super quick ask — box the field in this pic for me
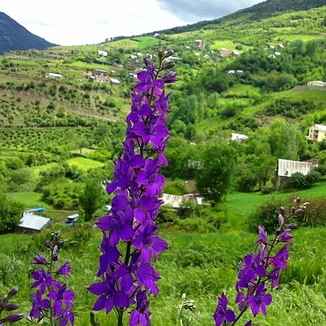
[2,218,326,325]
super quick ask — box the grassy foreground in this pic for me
[1,222,326,325]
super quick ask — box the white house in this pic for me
[110,78,120,85]
[48,73,62,79]
[98,50,108,57]
[308,124,326,142]
[231,133,248,141]
[277,159,317,177]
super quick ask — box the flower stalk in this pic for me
[88,48,176,326]
[30,231,75,326]
[214,197,308,326]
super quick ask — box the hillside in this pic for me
[0,12,57,54]
[0,3,325,184]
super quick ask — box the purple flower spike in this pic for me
[89,49,176,325]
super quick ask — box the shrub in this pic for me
[247,196,288,233]
[300,197,326,227]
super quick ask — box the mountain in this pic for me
[0,12,57,54]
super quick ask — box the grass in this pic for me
[66,157,104,170]
[227,181,326,216]
[2,223,326,325]
[6,192,51,209]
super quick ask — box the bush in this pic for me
[300,197,326,227]
[247,196,288,233]
[173,217,217,233]
[287,171,321,190]
[0,193,24,234]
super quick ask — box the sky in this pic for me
[0,0,265,46]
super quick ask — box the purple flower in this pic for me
[88,268,134,314]
[276,229,293,244]
[256,226,268,247]
[30,290,51,320]
[213,293,236,326]
[129,290,151,326]
[236,254,266,291]
[272,245,289,270]
[33,253,49,265]
[133,221,168,263]
[247,283,272,317]
[55,262,71,278]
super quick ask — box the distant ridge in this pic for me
[0,12,57,54]
[141,0,326,36]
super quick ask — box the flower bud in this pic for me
[6,288,18,299]
[2,313,24,323]
[0,297,8,309]
[4,303,20,311]
[182,293,186,300]
[294,209,304,215]
[164,50,174,58]
[274,228,281,236]
[279,207,285,217]
[278,214,284,226]
[144,56,152,68]
[162,71,177,83]
[158,50,164,60]
[286,223,297,230]
[163,61,175,70]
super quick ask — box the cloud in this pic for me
[156,0,264,22]
[0,0,264,46]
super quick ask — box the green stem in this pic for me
[117,308,124,326]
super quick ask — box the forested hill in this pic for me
[147,0,326,36]
[228,0,326,20]
[0,12,57,54]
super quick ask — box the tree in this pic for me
[195,143,236,205]
[79,179,106,221]
[0,193,24,233]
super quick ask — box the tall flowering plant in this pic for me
[213,197,308,326]
[88,49,177,326]
[29,231,74,326]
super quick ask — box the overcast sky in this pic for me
[1,0,264,46]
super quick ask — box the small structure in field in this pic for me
[17,211,51,233]
[48,73,62,79]
[64,214,79,226]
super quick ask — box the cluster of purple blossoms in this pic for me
[214,197,308,326]
[0,287,24,325]
[88,49,176,326]
[30,231,74,326]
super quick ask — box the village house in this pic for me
[110,78,120,86]
[219,48,230,57]
[231,132,248,141]
[308,124,326,142]
[16,208,51,233]
[275,158,318,190]
[194,39,206,50]
[307,80,326,87]
[98,50,108,57]
[89,69,108,82]
[48,72,62,79]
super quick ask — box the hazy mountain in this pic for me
[0,12,57,54]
